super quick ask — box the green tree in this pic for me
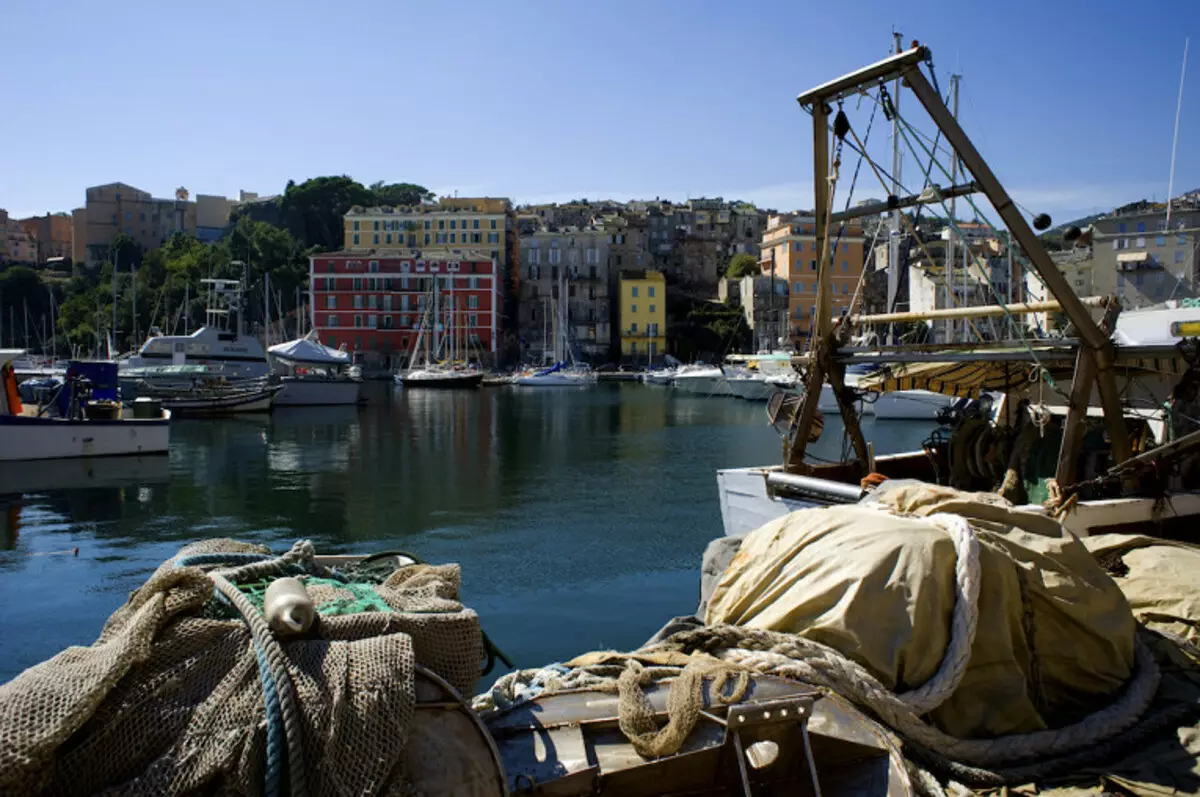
[279,176,373,251]
[725,253,760,280]
[368,181,434,207]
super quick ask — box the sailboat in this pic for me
[395,279,483,389]
[515,271,596,387]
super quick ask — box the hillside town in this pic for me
[2,179,1199,369]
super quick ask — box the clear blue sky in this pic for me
[3,0,1197,224]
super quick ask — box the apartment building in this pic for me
[0,210,38,265]
[1090,200,1200,309]
[758,213,865,347]
[619,270,666,364]
[519,227,611,362]
[74,183,197,265]
[718,274,789,352]
[16,213,72,263]
[308,250,499,368]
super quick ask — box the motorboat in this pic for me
[268,332,362,405]
[159,382,282,417]
[724,353,796,401]
[672,364,730,396]
[0,352,170,462]
[642,368,676,387]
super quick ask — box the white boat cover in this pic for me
[268,334,350,365]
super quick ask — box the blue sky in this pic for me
[2,0,1197,224]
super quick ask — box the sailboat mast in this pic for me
[886,31,903,343]
[947,72,961,343]
[23,298,30,350]
[264,272,271,348]
[184,284,190,334]
[1167,37,1189,229]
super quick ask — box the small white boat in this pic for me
[643,369,676,387]
[268,332,362,406]
[0,352,170,462]
[673,365,730,396]
[725,374,776,400]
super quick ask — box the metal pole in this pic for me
[947,73,961,343]
[265,272,271,348]
[1167,37,1189,229]
[887,31,903,343]
[112,247,118,347]
[131,255,137,347]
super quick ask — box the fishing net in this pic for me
[0,538,489,797]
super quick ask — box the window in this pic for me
[1136,236,1145,248]
[490,220,497,229]
[631,322,638,332]
[125,211,132,220]
[793,242,802,252]
[467,295,479,309]
[792,281,802,293]
[1176,250,1185,264]
[383,315,394,329]
[472,233,482,243]
[587,248,598,264]
[549,249,561,264]
[354,315,363,328]
[473,219,480,229]
[373,234,379,244]
[488,232,499,244]
[328,314,339,327]
[468,314,477,327]
[1118,222,1127,233]
[385,233,392,244]
[630,342,638,354]
[353,234,360,245]
[423,220,431,230]
[450,220,457,230]
[354,295,363,309]
[373,221,380,231]
[326,296,336,309]
[1158,235,1166,247]
[649,304,655,313]
[368,295,378,309]
[842,261,849,272]
[1137,222,1146,233]
[353,277,362,290]
[383,295,393,311]
[648,286,655,297]
[631,286,639,297]
[353,221,360,231]
[527,249,540,265]
[424,233,431,245]
[438,220,445,230]
[450,233,456,243]
[810,260,817,271]
[842,244,848,253]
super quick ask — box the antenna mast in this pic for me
[1167,37,1189,228]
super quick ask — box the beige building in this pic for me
[519,226,612,361]
[0,210,38,264]
[196,194,238,242]
[75,182,198,265]
[17,213,73,263]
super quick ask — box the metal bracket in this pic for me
[702,696,823,797]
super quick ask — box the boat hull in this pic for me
[398,372,484,388]
[716,463,1200,538]
[0,414,170,461]
[726,377,775,401]
[274,378,362,405]
[163,388,280,417]
[514,373,595,386]
[674,374,730,396]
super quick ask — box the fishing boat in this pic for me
[268,332,363,405]
[715,43,1200,541]
[159,382,282,417]
[0,352,170,461]
[121,279,270,380]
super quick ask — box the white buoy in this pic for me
[263,577,315,635]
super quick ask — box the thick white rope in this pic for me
[895,513,980,714]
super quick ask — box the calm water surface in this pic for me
[0,383,933,682]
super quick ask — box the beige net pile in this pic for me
[0,539,485,796]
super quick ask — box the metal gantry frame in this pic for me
[786,46,1131,480]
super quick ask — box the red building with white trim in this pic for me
[308,249,499,369]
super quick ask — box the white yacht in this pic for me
[514,273,596,387]
[724,353,795,401]
[121,279,268,380]
[268,332,363,406]
[672,364,729,396]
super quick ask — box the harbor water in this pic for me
[0,382,935,683]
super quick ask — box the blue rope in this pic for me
[254,642,285,797]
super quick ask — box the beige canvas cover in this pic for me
[706,483,1137,739]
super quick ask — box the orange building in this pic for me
[18,213,73,263]
[758,213,865,347]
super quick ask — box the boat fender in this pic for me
[263,577,315,635]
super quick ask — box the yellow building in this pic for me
[619,270,666,363]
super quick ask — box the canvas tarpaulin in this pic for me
[0,539,493,797]
[705,482,1138,740]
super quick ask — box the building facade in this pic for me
[518,227,611,363]
[758,214,865,347]
[76,183,198,265]
[308,250,499,369]
[1089,201,1200,309]
[17,213,72,263]
[619,270,666,364]
[719,274,789,352]
[0,210,38,265]
[196,194,237,242]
